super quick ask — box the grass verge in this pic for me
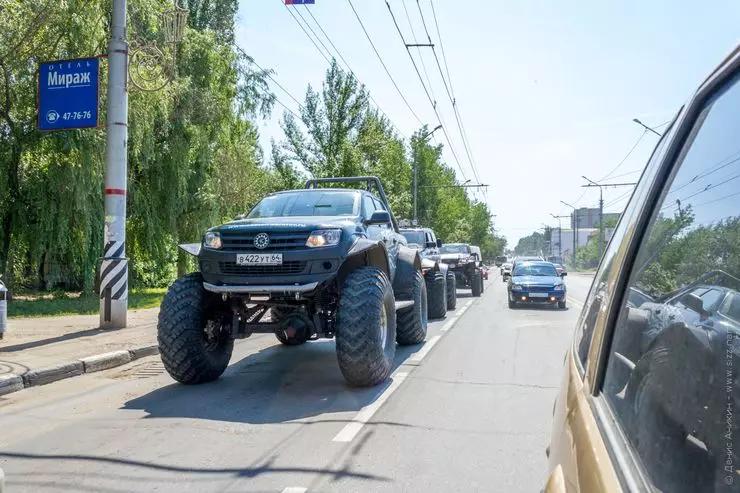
[8,288,166,319]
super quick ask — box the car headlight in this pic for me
[449,263,457,269]
[203,231,222,249]
[554,284,565,291]
[511,284,523,291]
[306,229,342,248]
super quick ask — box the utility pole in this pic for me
[99,0,129,328]
[413,124,442,225]
[560,201,578,270]
[581,176,636,261]
[551,214,569,258]
[632,118,662,137]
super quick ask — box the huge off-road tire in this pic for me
[446,271,457,310]
[157,273,234,384]
[397,270,428,345]
[471,271,483,297]
[426,271,447,319]
[336,266,396,386]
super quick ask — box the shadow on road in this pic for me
[123,338,422,425]
[0,451,390,493]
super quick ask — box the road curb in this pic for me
[0,374,24,396]
[80,350,132,373]
[0,344,159,397]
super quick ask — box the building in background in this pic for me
[571,208,620,229]
[550,226,617,264]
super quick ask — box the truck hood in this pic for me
[440,253,468,261]
[211,216,358,233]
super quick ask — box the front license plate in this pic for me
[529,292,549,298]
[236,253,283,265]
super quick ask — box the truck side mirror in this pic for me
[682,293,705,314]
[436,238,443,248]
[366,210,391,225]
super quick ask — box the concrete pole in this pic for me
[412,150,418,225]
[99,0,129,328]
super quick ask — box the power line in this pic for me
[301,5,405,139]
[385,0,467,181]
[274,97,301,120]
[599,130,647,181]
[346,0,424,125]
[429,0,455,101]
[402,0,436,103]
[694,189,740,209]
[281,1,332,65]
[416,0,480,184]
[247,53,304,109]
[294,5,335,63]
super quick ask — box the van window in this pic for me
[574,118,675,371]
[602,75,740,492]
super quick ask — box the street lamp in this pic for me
[560,200,578,269]
[632,118,662,137]
[413,124,443,225]
[551,213,567,258]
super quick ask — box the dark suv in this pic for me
[400,227,458,315]
[158,177,428,387]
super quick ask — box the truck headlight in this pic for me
[306,229,341,248]
[511,284,523,291]
[554,284,565,291]
[203,231,222,249]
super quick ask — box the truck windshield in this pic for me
[440,244,470,254]
[247,191,358,218]
[401,231,426,246]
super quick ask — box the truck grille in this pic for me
[218,261,307,275]
[219,231,310,251]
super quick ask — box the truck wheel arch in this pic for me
[337,239,391,291]
[392,246,422,298]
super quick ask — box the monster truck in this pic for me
[400,227,458,316]
[439,243,485,297]
[157,176,428,387]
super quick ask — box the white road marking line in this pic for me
[441,299,473,332]
[332,372,409,443]
[281,488,307,493]
[410,335,441,362]
[441,315,460,332]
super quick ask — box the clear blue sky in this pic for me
[235,0,740,246]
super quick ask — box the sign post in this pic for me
[38,57,100,131]
[99,0,130,328]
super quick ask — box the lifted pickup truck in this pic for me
[400,227,458,316]
[158,177,428,387]
[439,243,485,297]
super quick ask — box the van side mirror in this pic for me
[560,272,568,277]
[436,238,443,248]
[366,210,391,225]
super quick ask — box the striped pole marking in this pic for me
[100,241,128,323]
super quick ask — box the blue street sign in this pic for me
[38,57,100,131]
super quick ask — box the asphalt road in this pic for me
[0,273,594,493]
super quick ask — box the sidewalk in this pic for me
[0,308,160,395]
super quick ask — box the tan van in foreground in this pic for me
[545,44,740,493]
